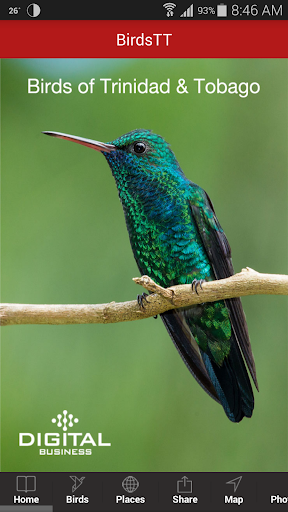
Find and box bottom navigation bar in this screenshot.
[0,472,287,511]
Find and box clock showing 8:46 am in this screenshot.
[231,4,283,16]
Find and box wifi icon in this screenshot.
[163,3,176,17]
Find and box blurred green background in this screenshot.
[1,59,287,472]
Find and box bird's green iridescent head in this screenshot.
[105,129,186,183]
[109,129,175,161]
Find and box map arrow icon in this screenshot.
[226,476,242,493]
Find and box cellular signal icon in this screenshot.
[163,3,176,16]
[180,3,193,17]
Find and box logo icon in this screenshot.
[180,3,193,17]
[163,3,176,17]
[16,476,36,493]
[51,410,79,431]
[226,476,242,493]
[122,476,139,493]
[70,476,85,492]
[177,476,193,493]
[19,409,111,457]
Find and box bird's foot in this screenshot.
[137,292,150,309]
[153,315,158,320]
[191,278,205,295]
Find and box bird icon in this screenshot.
[43,129,258,422]
[70,476,85,492]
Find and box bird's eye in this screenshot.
[133,142,146,154]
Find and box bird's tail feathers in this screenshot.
[201,340,254,422]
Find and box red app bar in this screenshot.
[0,20,287,58]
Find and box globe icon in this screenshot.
[122,475,139,493]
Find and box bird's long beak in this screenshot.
[42,131,116,153]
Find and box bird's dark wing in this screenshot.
[161,308,220,403]
[189,186,258,390]
[135,269,220,403]
[161,300,254,422]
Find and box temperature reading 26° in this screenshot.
[198,6,215,14]
[8,6,20,14]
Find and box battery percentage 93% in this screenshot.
[197,6,216,14]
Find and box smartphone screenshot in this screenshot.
[0,2,287,511]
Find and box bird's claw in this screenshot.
[191,278,205,295]
[137,292,149,309]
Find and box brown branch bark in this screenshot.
[1,267,287,327]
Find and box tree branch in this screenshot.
[1,268,287,327]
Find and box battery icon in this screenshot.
[217,3,227,16]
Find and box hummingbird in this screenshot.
[43,129,258,422]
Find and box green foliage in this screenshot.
[1,59,287,471]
